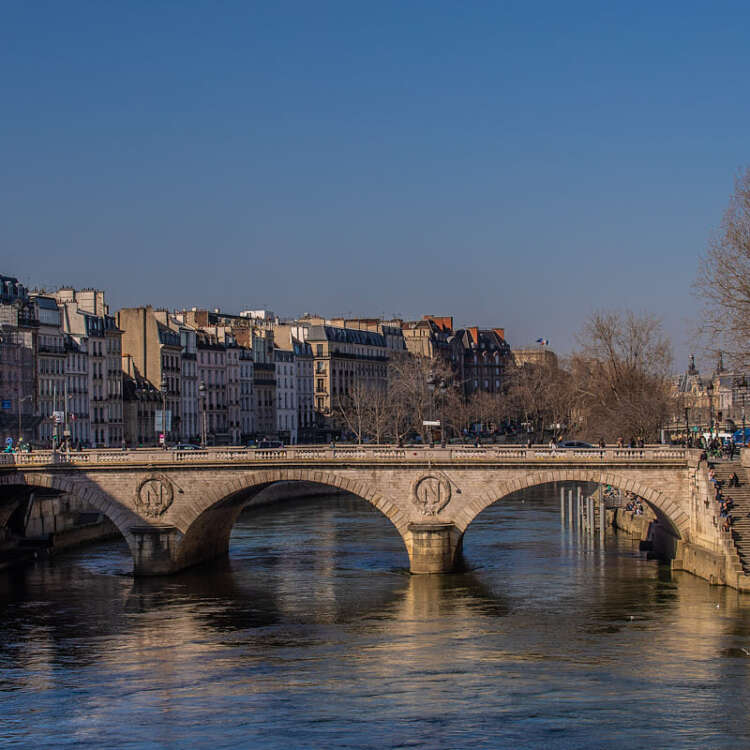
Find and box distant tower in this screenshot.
[716,351,725,374]
[688,354,698,376]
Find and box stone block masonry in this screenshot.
[0,446,741,588]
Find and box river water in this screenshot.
[2,483,750,749]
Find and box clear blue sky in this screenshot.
[3,1,748,368]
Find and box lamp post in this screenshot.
[427,373,448,447]
[199,381,207,448]
[437,378,447,447]
[160,378,168,445]
[735,375,748,445]
[684,406,690,448]
[706,381,714,437]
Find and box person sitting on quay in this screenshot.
[729,471,740,488]
[722,516,734,533]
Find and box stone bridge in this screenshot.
[0,445,741,587]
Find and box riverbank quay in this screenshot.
[606,462,750,591]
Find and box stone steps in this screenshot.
[712,461,750,574]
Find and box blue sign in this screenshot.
[1,400,11,410]
[5,437,12,446]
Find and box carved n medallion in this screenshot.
[412,474,451,516]
[135,474,175,517]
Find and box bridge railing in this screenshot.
[0,445,691,466]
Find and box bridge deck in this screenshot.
[0,445,693,469]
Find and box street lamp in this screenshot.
[160,378,168,444]
[706,381,714,437]
[735,375,748,445]
[199,381,207,448]
[17,394,31,448]
[427,373,449,448]
[684,406,690,448]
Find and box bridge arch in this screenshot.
[174,469,409,572]
[0,470,140,557]
[456,469,689,540]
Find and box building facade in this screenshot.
[275,347,297,444]
[294,324,389,429]
[117,306,183,443]
[56,289,123,448]
[0,275,36,445]
[31,295,66,446]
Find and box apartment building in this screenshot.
[56,288,123,447]
[0,275,36,444]
[275,347,297,444]
[117,306,182,442]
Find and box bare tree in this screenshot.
[695,167,750,368]
[335,380,392,444]
[504,359,572,442]
[463,390,507,435]
[363,381,391,444]
[387,354,456,442]
[334,382,369,444]
[571,310,673,442]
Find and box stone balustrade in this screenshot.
[0,445,691,467]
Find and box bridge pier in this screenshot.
[129,525,183,575]
[406,522,463,574]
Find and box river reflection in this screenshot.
[2,484,750,749]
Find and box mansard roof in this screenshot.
[307,325,386,347]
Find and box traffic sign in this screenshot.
[1,400,11,410]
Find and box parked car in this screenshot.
[258,440,284,449]
[559,440,595,449]
[172,443,200,450]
